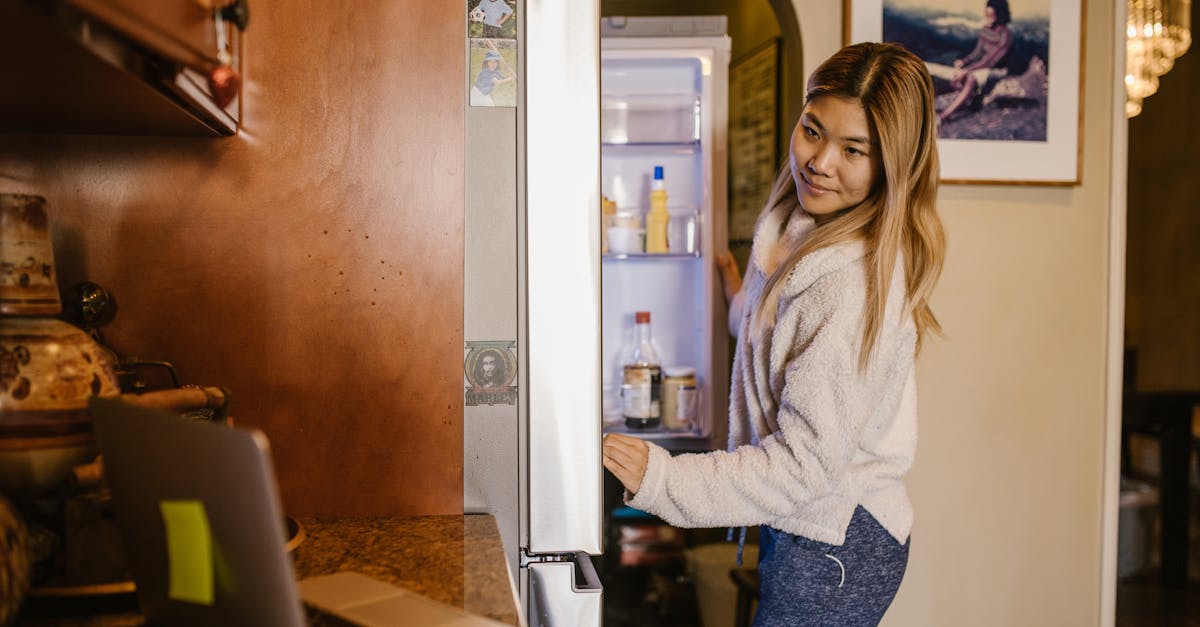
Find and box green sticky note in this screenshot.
[159,500,214,605]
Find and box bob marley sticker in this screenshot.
[464,341,517,406]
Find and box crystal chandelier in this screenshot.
[1126,0,1192,117]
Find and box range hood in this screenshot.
[0,0,242,137]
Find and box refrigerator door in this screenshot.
[525,0,603,556]
[528,553,603,627]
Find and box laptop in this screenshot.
[90,397,508,627]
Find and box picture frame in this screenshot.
[729,39,780,242]
[844,0,1084,185]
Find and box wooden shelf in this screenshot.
[0,0,238,136]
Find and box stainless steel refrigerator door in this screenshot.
[528,553,603,627]
[525,0,603,556]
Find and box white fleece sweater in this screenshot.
[627,206,919,545]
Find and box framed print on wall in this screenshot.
[729,39,780,242]
[845,0,1084,185]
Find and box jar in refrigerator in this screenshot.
[661,366,698,430]
[622,311,661,429]
[608,211,644,255]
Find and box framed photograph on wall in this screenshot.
[729,39,780,242]
[844,0,1084,185]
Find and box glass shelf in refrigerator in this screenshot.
[602,252,701,261]
[601,93,700,145]
[604,207,700,256]
[602,422,707,441]
[600,141,701,154]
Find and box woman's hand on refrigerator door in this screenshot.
[717,250,747,337]
[716,250,743,305]
[603,434,649,495]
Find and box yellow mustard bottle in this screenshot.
[645,166,669,254]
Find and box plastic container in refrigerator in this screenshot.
[667,209,699,255]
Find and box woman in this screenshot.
[603,42,945,626]
[928,0,1014,122]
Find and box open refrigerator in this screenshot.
[599,30,731,447]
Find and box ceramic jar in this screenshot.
[0,194,61,317]
[0,194,120,499]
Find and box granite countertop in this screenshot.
[296,514,520,626]
[16,514,520,626]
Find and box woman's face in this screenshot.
[789,95,881,223]
[983,5,997,26]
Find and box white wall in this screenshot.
[789,1,1118,624]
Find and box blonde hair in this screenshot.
[752,42,946,370]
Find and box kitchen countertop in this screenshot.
[16,514,521,626]
[296,514,520,625]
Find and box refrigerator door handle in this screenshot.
[528,552,602,627]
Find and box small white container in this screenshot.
[612,211,642,229]
[607,226,645,254]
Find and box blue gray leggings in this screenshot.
[753,506,909,626]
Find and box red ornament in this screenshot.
[207,64,241,109]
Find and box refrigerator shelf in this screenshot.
[602,252,701,261]
[601,141,701,153]
[603,422,707,440]
[601,93,700,144]
[601,92,699,108]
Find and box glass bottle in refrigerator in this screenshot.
[622,311,663,429]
